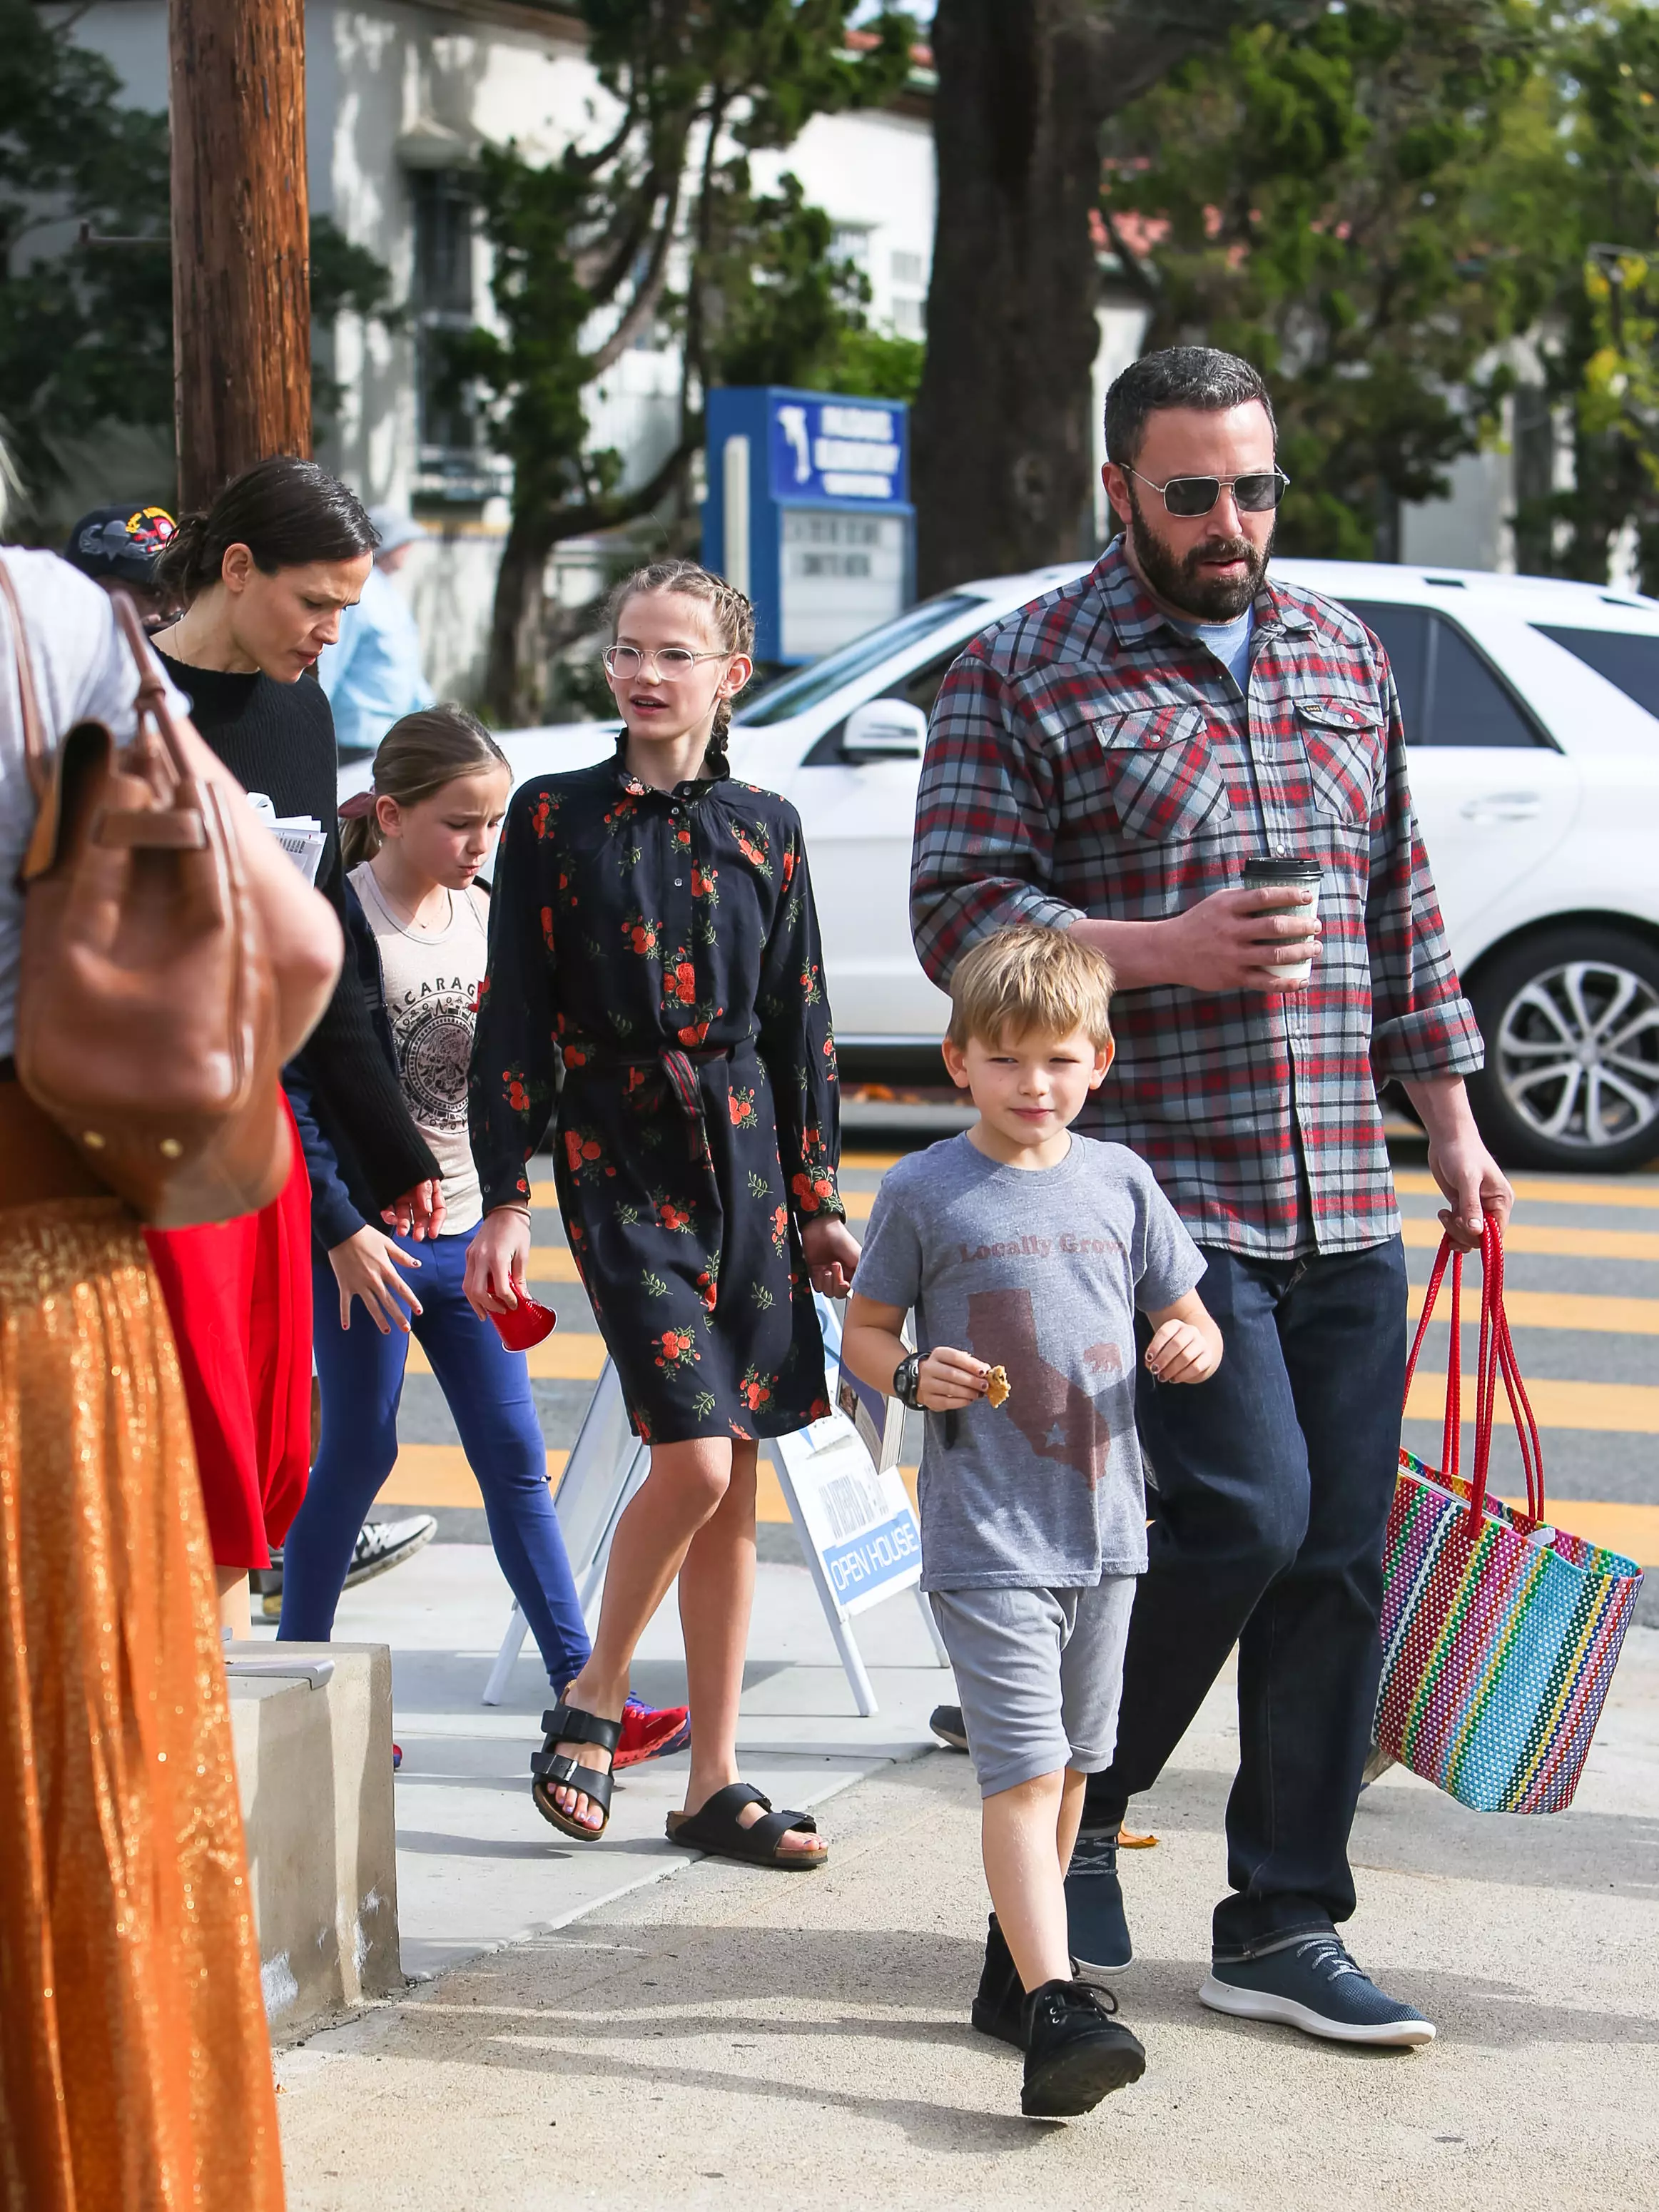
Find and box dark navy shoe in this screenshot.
[1201,1934,1435,2046]
[1065,1827,1131,1972]
[929,1703,969,1752]
[1021,1979,1146,2118]
[970,1914,1025,2048]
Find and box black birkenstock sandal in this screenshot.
[530,1701,622,1842]
[664,1782,828,1869]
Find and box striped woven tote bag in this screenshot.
[1375,1216,1643,1815]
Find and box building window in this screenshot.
[411,168,484,494]
[890,249,924,288]
[830,225,872,275]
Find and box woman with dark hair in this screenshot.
[146,456,445,1629]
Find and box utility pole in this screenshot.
[169,0,311,512]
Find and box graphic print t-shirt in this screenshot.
[351,864,490,1232]
[853,1133,1204,1589]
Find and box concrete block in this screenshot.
[225,1641,402,2039]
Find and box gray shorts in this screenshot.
[928,1578,1137,1799]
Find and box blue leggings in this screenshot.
[278,1229,592,1689]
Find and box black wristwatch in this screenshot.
[893,1352,923,1411]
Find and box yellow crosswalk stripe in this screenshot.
[377,1445,568,1511]
[1396,1170,1659,1210]
[1400,1216,1659,1262]
[405,1336,606,1380]
[1407,1285,1659,1334]
[1405,1370,1659,1433]
[526,1247,582,1283]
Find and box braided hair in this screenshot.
[604,558,756,780]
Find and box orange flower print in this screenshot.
[729,1420,754,1442]
[676,1017,711,1047]
[563,1127,612,1179]
[657,1197,693,1232]
[562,1045,587,1068]
[799,961,822,1007]
[691,863,718,900]
[540,904,555,948]
[739,1365,774,1413]
[771,1204,789,1254]
[694,1265,718,1312]
[504,1069,531,1114]
[654,1328,700,1374]
[732,826,771,877]
[781,845,797,888]
[530,795,554,839]
[624,1065,649,1095]
[729,1087,758,1130]
[624,913,661,958]
[673,821,691,848]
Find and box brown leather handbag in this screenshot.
[3,567,290,1227]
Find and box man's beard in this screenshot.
[1125,484,1273,621]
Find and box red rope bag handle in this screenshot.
[1403,1213,1544,1532]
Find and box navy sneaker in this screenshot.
[929,1703,969,1752]
[1201,1934,1435,2046]
[1065,1827,1131,1972]
[1021,1979,1146,2119]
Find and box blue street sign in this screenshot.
[704,385,915,664]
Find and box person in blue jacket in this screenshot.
[280,702,688,1778]
[318,508,436,760]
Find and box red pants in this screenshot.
[143,1094,313,1570]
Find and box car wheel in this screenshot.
[1466,926,1659,1172]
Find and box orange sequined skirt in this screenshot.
[0,1192,285,2212]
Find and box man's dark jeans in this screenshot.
[1083,1237,1407,1959]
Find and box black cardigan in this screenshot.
[156,651,440,1204]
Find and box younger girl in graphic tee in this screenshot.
[279,706,686,1776]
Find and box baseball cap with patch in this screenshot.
[64,503,177,586]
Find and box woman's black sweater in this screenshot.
[156,651,440,1207]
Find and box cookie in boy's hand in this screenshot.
[985,1364,1010,1409]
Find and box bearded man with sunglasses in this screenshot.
[910,346,1512,2049]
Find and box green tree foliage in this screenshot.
[452,1,916,721]
[1103,1,1551,559]
[0,3,397,528]
[1507,4,1659,588]
[0,0,171,521]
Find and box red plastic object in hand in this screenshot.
[489,1279,557,1351]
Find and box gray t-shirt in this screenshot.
[0,548,188,1057]
[853,1132,1204,1590]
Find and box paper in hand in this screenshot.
[248,791,328,886]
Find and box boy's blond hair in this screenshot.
[946,925,1115,1051]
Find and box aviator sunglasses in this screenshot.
[603,644,732,681]
[1125,465,1291,519]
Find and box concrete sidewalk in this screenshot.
[255,1538,953,1981]
[273,1621,1659,2211]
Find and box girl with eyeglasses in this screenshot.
[465,559,861,1867]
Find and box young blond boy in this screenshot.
[843,927,1221,2119]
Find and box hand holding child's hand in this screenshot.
[802,1215,861,1299]
[1145,1317,1219,1385]
[918,1348,990,1411]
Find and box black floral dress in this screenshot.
[469,755,846,1444]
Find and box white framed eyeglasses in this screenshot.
[603,644,732,681]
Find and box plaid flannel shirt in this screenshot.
[910,540,1484,1257]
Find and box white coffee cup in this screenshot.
[1242,856,1321,985]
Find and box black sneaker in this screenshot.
[929,1703,969,1752]
[1201,1934,1435,2047]
[1065,1827,1130,1972]
[970,1914,1025,2048]
[1021,1979,1146,2119]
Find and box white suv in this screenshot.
[349,559,1659,1173]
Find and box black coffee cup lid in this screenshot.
[1242,856,1321,881]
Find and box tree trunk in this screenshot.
[169,0,311,511]
[484,510,557,727]
[913,1,1107,594]
[913,0,1330,594]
